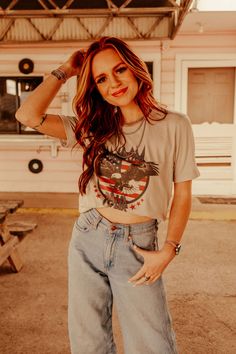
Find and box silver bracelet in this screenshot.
[51,68,67,83]
[33,114,47,129]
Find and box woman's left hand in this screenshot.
[128,245,175,286]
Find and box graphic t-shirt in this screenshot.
[60,109,200,222]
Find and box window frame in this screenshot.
[175,53,236,124]
[0,75,44,135]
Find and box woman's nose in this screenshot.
[110,75,121,88]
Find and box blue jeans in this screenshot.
[68,208,178,354]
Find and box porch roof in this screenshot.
[0,0,193,43]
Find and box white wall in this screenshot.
[1,31,236,195]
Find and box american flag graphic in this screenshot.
[98,159,148,207]
[96,146,159,211]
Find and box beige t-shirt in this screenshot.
[60,109,200,222]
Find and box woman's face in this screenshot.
[91,48,139,109]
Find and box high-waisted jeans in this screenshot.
[68,208,178,354]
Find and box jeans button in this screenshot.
[111,225,117,231]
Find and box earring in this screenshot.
[114,106,118,114]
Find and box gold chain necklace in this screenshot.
[114,119,147,159]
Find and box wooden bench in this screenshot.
[0,200,37,272]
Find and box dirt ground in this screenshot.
[0,207,236,354]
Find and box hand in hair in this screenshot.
[59,49,86,79]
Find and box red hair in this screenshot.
[72,36,167,194]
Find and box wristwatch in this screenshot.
[165,240,181,255]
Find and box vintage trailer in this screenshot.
[0,1,236,196]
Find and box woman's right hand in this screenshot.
[59,50,86,79]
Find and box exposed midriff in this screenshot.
[96,207,153,224]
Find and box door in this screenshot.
[187,67,235,124]
[187,67,236,186]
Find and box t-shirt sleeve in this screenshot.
[173,114,200,183]
[59,115,78,148]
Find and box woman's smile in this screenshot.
[111,87,128,97]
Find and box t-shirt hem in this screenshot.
[173,170,200,183]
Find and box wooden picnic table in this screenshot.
[0,200,37,272]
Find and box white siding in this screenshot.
[1,29,236,195]
[0,146,82,192]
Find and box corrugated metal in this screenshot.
[52,18,90,41]
[0,0,194,42]
[6,19,41,41]
[132,17,159,36]
[0,19,10,37]
[0,16,170,41]
[151,17,170,38]
[80,18,109,38]
[103,17,138,39]
[132,16,170,38]
[31,18,60,39]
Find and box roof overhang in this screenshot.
[0,0,193,43]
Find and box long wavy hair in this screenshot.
[73,36,167,195]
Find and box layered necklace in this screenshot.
[114,116,147,159]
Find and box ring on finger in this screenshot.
[144,275,151,281]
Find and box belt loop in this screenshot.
[127,225,133,243]
[93,214,102,229]
[124,224,130,241]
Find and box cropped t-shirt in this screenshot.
[59,109,200,222]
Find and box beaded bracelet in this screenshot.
[51,68,67,83]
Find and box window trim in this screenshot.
[175,53,236,124]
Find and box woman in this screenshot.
[16,36,200,354]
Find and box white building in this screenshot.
[0,1,236,196]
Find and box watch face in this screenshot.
[175,244,181,255]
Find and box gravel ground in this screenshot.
[0,209,236,354]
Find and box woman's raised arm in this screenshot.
[15,50,85,139]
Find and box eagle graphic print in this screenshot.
[95,146,159,211]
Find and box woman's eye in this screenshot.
[116,66,127,74]
[96,77,106,84]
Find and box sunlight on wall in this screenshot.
[194,0,236,11]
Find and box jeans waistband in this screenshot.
[82,208,158,234]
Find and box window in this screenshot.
[0,76,43,134]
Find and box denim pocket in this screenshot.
[75,213,93,233]
[129,228,158,252]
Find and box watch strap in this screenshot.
[165,240,181,255]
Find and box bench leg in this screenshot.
[0,226,24,272]
[8,248,24,272]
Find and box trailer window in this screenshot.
[0,76,43,134]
